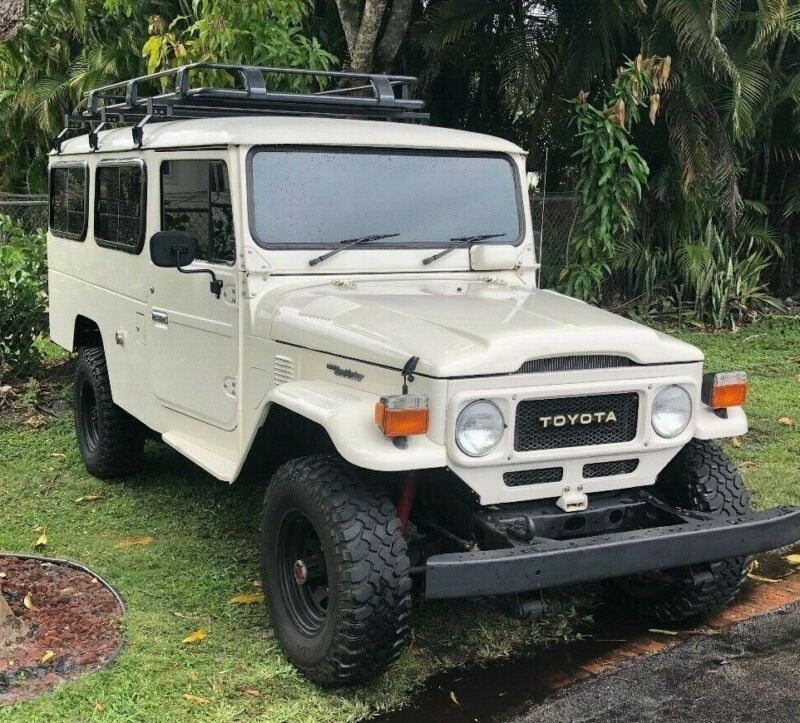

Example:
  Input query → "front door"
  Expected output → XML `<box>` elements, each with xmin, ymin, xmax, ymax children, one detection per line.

<box><xmin>147</xmin><ymin>155</ymin><xmax>239</xmax><ymax>431</ymax></box>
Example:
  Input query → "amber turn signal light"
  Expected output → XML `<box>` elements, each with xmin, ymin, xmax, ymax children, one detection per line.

<box><xmin>375</xmin><ymin>394</ymin><xmax>430</xmax><ymax>438</ymax></box>
<box><xmin>702</xmin><ymin>371</ymin><xmax>747</xmax><ymax>409</ymax></box>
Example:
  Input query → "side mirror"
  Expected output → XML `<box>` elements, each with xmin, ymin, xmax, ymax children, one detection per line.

<box><xmin>149</xmin><ymin>230</ymin><xmax>222</xmax><ymax>299</ymax></box>
<box><xmin>150</xmin><ymin>231</ymin><xmax>197</xmax><ymax>268</ymax></box>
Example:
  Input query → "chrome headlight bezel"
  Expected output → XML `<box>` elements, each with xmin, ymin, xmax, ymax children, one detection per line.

<box><xmin>455</xmin><ymin>400</ymin><xmax>505</xmax><ymax>457</ymax></box>
<box><xmin>651</xmin><ymin>385</ymin><xmax>693</xmax><ymax>438</ymax></box>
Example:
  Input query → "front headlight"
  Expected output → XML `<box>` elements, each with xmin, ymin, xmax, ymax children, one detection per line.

<box><xmin>652</xmin><ymin>385</ymin><xmax>692</xmax><ymax>438</ymax></box>
<box><xmin>456</xmin><ymin>400</ymin><xmax>505</xmax><ymax>457</ymax></box>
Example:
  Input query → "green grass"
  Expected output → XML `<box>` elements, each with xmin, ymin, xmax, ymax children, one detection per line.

<box><xmin>672</xmin><ymin>317</ymin><xmax>800</xmax><ymax>509</ymax></box>
<box><xmin>0</xmin><ymin>413</ymin><xmax>582</xmax><ymax>722</ymax></box>
<box><xmin>0</xmin><ymin>316</ymin><xmax>797</xmax><ymax>722</ymax></box>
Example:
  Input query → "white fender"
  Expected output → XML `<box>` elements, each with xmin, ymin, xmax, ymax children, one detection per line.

<box><xmin>266</xmin><ymin>380</ymin><xmax>447</xmax><ymax>471</ymax></box>
<box><xmin>694</xmin><ymin>405</ymin><xmax>748</xmax><ymax>440</ymax></box>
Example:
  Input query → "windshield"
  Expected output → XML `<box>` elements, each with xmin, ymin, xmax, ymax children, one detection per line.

<box><xmin>248</xmin><ymin>148</ymin><xmax>522</xmax><ymax>248</ymax></box>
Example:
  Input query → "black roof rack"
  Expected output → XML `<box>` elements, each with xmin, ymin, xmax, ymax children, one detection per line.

<box><xmin>54</xmin><ymin>63</ymin><xmax>428</xmax><ymax>152</ymax></box>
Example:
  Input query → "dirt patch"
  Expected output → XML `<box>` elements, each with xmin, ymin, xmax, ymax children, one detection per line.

<box><xmin>0</xmin><ymin>360</ymin><xmax>73</xmax><ymax>426</ymax></box>
<box><xmin>0</xmin><ymin>556</ymin><xmax>124</xmax><ymax>706</ymax></box>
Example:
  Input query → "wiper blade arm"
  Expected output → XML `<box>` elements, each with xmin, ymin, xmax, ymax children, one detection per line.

<box><xmin>308</xmin><ymin>233</ymin><xmax>400</xmax><ymax>267</ymax></box>
<box><xmin>422</xmin><ymin>233</ymin><xmax>506</xmax><ymax>266</ymax></box>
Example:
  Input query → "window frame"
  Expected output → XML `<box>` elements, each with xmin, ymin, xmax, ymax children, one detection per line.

<box><xmin>48</xmin><ymin>161</ymin><xmax>89</xmax><ymax>242</ymax></box>
<box><xmin>158</xmin><ymin>158</ymin><xmax>236</xmax><ymax>267</ymax></box>
<box><xmin>245</xmin><ymin>145</ymin><xmax>526</xmax><ymax>250</ymax></box>
<box><xmin>94</xmin><ymin>158</ymin><xmax>147</xmax><ymax>254</ymax></box>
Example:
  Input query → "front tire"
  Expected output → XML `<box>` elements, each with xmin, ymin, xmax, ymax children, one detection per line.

<box><xmin>611</xmin><ymin>439</ymin><xmax>751</xmax><ymax>622</ymax></box>
<box><xmin>261</xmin><ymin>455</ymin><xmax>411</xmax><ymax>685</ymax></box>
<box><xmin>74</xmin><ymin>346</ymin><xmax>144</xmax><ymax>479</ymax></box>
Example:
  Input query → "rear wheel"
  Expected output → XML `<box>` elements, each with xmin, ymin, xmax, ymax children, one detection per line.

<box><xmin>610</xmin><ymin>439</ymin><xmax>750</xmax><ymax>622</ymax></box>
<box><xmin>74</xmin><ymin>347</ymin><xmax>144</xmax><ymax>479</ymax></box>
<box><xmin>261</xmin><ymin>455</ymin><xmax>411</xmax><ymax>685</ymax></box>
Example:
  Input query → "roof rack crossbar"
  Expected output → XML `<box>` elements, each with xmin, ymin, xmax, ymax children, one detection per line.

<box><xmin>83</xmin><ymin>63</ymin><xmax>424</xmax><ymax>115</ymax></box>
<box><xmin>56</xmin><ymin>63</ymin><xmax>428</xmax><ymax>151</ymax></box>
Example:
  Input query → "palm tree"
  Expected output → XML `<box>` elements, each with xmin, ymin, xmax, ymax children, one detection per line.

<box><xmin>0</xmin><ymin>0</ymin><xmax>147</xmax><ymax>190</ymax></box>
<box><xmin>414</xmin><ymin>1</ymin><xmax>640</xmax><ymax>176</ymax></box>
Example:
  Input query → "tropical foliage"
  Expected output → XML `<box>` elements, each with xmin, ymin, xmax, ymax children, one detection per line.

<box><xmin>416</xmin><ymin>0</ymin><xmax>800</xmax><ymax>322</ymax></box>
<box><xmin>564</xmin><ymin>55</ymin><xmax>670</xmax><ymax>302</ymax></box>
<box><xmin>0</xmin><ymin>0</ymin><xmax>333</xmax><ymax>191</ymax></box>
<box><xmin>1</xmin><ymin>0</ymin><xmax>798</xmax><ymax>326</ymax></box>
<box><xmin>0</xmin><ymin>215</ymin><xmax>48</xmax><ymax>375</ymax></box>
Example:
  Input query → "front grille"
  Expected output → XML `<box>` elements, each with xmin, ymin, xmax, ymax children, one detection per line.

<box><xmin>504</xmin><ymin>468</ymin><xmax>563</xmax><ymax>487</ymax></box>
<box><xmin>516</xmin><ymin>355</ymin><xmax>635</xmax><ymax>374</ymax></box>
<box><xmin>583</xmin><ymin>459</ymin><xmax>639</xmax><ymax>478</ymax></box>
<box><xmin>514</xmin><ymin>393</ymin><xmax>639</xmax><ymax>451</ymax></box>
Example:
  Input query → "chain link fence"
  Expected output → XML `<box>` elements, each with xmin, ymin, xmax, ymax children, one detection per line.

<box><xmin>531</xmin><ymin>192</ymin><xmax>575</xmax><ymax>286</ymax></box>
<box><xmin>0</xmin><ymin>191</ymin><xmax>575</xmax><ymax>381</ymax></box>
<box><xmin>0</xmin><ymin>194</ymin><xmax>48</xmax><ymax>238</ymax></box>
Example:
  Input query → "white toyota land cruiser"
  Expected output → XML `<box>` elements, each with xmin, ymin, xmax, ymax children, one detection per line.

<box><xmin>47</xmin><ymin>64</ymin><xmax>800</xmax><ymax>685</ymax></box>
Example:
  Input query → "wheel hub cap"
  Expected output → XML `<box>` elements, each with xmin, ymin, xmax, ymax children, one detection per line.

<box><xmin>293</xmin><ymin>559</ymin><xmax>308</xmax><ymax>585</ymax></box>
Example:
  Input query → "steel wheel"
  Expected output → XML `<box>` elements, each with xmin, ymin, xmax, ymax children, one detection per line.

<box><xmin>78</xmin><ymin>379</ymin><xmax>100</xmax><ymax>452</ymax></box>
<box><xmin>261</xmin><ymin>455</ymin><xmax>411</xmax><ymax>684</ymax></box>
<box><xmin>276</xmin><ymin>508</ymin><xmax>330</xmax><ymax>637</ymax></box>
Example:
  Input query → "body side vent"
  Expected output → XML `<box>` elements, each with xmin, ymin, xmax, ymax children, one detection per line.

<box><xmin>273</xmin><ymin>355</ymin><xmax>295</xmax><ymax>385</ymax></box>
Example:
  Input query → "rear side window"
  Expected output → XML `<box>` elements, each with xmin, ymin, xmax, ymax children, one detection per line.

<box><xmin>160</xmin><ymin>160</ymin><xmax>235</xmax><ymax>264</ymax></box>
<box><xmin>95</xmin><ymin>162</ymin><xmax>146</xmax><ymax>253</ymax></box>
<box><xmin>49</xmin><ymin>164</ymin><xmax>88</xmax><ymax>240</ymax></box>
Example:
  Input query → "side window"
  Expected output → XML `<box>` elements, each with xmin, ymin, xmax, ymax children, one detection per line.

<box><xmin>161</xmin><ymin>160</ymin><xmax>235</xmax><ymax>265</ymax></box>
<box><xmin>95</xmin><ymin>162</ymin><xmax>145</xmax><ymax>252</ymax></box>
<box><xmin>49</xmin><ymin>164</ymin><xmax>87</xmax><ymax>240</ymax></box>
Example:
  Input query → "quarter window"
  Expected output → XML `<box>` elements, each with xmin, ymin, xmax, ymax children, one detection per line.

<box><xmin>161</xmin><ymin>160</ymin><xmax>235</xmax><ymax>264</ymax></box>
<box><xmin>95</xmin><ymin>162</ymin><xmax>145</xmax><ymax>252</ymax></box>
<box><xmin>49</xmin><ymin>165</ymin><xmax>87</xmax><ymax>240</ymax></box>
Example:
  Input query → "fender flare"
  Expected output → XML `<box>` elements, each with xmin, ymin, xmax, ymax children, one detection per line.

<box><xmin>264</xmin><ymin>380</ymin><xmax>447</xmax><ymax>472</ymax></box>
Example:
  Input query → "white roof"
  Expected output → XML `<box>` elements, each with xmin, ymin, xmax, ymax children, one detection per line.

<box><xmin>54</xmin><ymin>116</ymin><xmax>525</xmax><ymax>156</ymax></box>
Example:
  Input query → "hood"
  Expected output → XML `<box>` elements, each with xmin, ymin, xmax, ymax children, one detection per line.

<box><xmin>268</xmin><ymin>279</ymin><xmax>703</xmax><ymax>377</ymax></box>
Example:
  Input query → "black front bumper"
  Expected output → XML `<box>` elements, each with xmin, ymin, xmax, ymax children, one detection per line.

<box><xmin>424</xmin><ymin>506</ymin><xmax>800</xmax><ymax>599</ymax></box>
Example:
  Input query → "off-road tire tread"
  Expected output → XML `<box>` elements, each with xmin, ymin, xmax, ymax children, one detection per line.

<box><xmin>262</xmin><ymin>455</ymin><xmax>411</xmax><ymax>685</ymax></box>
<box><xmin>74</xmin><ymin>346</ymin><xmax>144</xmax><ymax>479</ymax></box>
<box><xmin>616</xmin><ymin>439</ymin><xmax>750</xmax><ymax>623</ymax></box>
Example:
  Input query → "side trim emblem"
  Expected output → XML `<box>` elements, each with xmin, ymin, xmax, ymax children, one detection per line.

<box><xmin>326</xmin><ymin>363</ymin><xmax>364</xmax><ymax>382</ymax></box>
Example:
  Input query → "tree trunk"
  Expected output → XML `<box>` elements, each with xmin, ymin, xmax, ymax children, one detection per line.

<box><xmin>0</xmin><ymin>0</ymin><xmax>24</xmax><ymax>42</ymax></box>
<box><xmin>335</xmin><ymin>0</ymin><xmax>414</xmax><ymax>73</ymax></box>
<box><xmin>350</xmin><ymin>0</ymin><xmax>388</xmax><ymax>72</ymax></box>
<box><xmin>374</xmin><ymin>0</ymin><xmax>414</xmax><ymax>71</ymax></box>
<box><xmin>0</xmin><ymin>585</ymin><xmax>28</xmax><ymax>648</ymax></box>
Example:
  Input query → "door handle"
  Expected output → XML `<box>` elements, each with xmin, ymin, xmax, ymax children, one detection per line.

<box><xmin>151</xmin><ymin>310</ymin><xmax>168</xmax><ymax>325</ymax></box>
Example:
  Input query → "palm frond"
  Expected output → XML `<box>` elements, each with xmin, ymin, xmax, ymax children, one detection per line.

<box><xmin>415</xmin><ymin>0</ymin><xmax>496</xmax><ymax>50</ymax></box>
<box><xmin>750</xmin><ymin>0</ymin><xmax>789</xmax><ymax>52</ymax></box>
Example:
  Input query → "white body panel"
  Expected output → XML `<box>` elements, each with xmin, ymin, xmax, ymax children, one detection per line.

<box><xmin>48</xmin><ymin>116</ymin><xmax>746</xmax><ymax>504</ymax></box>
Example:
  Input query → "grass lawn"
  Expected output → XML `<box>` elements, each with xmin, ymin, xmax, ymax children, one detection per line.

<box><xmin>0</xmin><ymin>316</ymin><xmax>798</xmax><ymax>722</ymax></box>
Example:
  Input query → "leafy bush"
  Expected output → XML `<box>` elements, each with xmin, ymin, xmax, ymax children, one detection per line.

<box><xmin>563</xmin><ymin>55</ymin><xmax>670</xmax><ymax>302</ymax></box>
<box><xmin>615</xmin><ymin>221</ymin><xmax>782</xmax><ymax>330</ymax></box>
<box><xmin>0</xmin><ymin>214</ymin><xmax>48</xmax><ymax>377</ymax></box>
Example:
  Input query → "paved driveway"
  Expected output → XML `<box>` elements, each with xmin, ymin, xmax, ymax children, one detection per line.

<box><xmin>512</xmin><ymin>602</ymin><xmax>800</xmax><ymax>723</ymax></box>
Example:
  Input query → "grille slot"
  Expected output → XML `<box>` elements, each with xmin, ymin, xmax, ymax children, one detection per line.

<box><xmin>516</xmin><ymin>355</ymin><xmax>635</xmax><ymax>374</ymax></box>
<box><xmin>583</xmin><ymin>459</ymin><xmax>639</xmax><ymax>478</ymax></box>
<box><xmin>273</xmin><ymin>355</ymin><xmax>295</xmax><ymax>385</ymax></box>
<box><xmin>504</xmin><ymin>468</ymin><xmax>564</xmax><ymax>487</ymax></box>
<box><xmin>514</xmin><ymin>393</ymin><xmax>639</xmax><ymax>451</ymax></box>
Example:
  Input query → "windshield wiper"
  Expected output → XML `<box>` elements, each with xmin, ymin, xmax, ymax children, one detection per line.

<box><xmin>422</xmin><ymin>233</ymin><xmax>506</xmax><ymax>266</ymax></box>
<box><xmin>308</xmin><ymin>233</ymin><xmax>400</xmax><ymax>267</ymax></box>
